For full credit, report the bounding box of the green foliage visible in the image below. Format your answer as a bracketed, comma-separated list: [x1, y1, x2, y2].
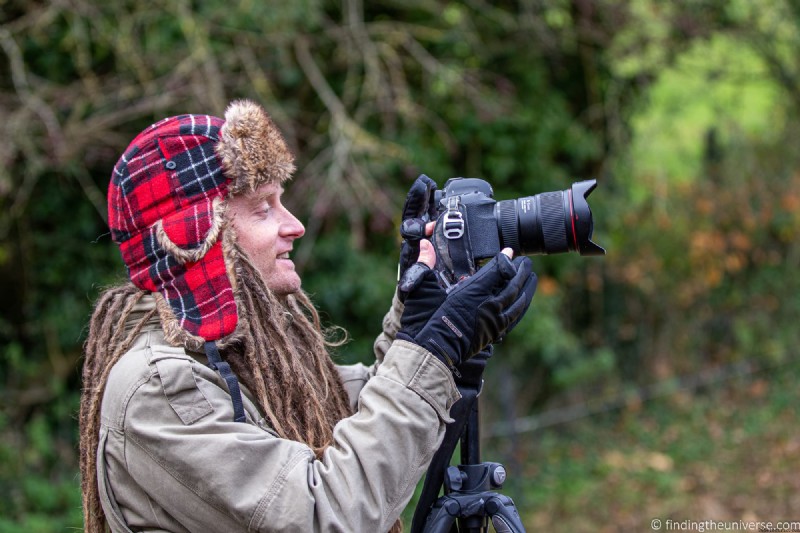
[511, 357, 800, 531]
[628, 34, 784, 185]
[0, 388, 83, 531]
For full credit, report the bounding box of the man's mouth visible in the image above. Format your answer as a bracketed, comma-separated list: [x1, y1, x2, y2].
[277, 252, 291, 260]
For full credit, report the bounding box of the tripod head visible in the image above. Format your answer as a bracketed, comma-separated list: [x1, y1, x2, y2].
[444, 463, 507, 494]
[423, 461, 526, 533]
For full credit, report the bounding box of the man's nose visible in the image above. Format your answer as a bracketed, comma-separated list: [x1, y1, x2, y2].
[281, 208, 305, 238]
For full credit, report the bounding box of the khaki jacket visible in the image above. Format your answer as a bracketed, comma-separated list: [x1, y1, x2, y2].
[97, 294, 460, 532]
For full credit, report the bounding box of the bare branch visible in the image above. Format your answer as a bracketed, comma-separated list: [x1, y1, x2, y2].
[0, 27, 66, 162]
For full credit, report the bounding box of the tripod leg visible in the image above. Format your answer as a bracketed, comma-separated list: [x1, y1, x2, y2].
[412, 387, 480, 533]
[485, 495, 526, 533]
[422, 497, 460, 533]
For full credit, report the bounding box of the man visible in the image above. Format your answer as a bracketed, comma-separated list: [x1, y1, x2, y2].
[79, 99, 536, 532]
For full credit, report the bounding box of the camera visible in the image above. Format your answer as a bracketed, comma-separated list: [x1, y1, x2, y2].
[431, 178, 605, 287]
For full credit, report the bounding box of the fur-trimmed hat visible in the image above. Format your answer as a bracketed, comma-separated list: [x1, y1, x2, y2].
[108, 100, 294, 343]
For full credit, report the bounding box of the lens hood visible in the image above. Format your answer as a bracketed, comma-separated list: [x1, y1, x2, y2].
[569, 180, 606, 256]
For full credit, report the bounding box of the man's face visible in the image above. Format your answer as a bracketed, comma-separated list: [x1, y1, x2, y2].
[227, 183, 305, 295]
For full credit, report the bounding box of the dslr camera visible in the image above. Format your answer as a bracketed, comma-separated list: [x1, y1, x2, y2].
[431, 178, 605, 288]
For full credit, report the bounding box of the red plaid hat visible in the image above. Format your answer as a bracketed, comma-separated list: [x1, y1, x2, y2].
[108, 100, 295, 342]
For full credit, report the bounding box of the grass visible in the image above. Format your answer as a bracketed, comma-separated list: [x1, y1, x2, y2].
[476, 356, 800, 532]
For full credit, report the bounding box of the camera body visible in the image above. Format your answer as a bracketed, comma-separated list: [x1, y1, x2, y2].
[431, 177, 604, 288]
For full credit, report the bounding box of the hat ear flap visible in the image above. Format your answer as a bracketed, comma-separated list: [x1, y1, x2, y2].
[155, 197, 226, 264]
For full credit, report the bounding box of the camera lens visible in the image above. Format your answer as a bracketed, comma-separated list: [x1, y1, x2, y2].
[495, 180, 605, 256]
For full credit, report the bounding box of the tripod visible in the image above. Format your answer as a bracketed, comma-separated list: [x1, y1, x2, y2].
[412, 349, 526, 533]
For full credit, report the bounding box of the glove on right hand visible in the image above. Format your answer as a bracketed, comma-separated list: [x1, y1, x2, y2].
[398, 175, 438, 302]
[397, 252, 537, 372]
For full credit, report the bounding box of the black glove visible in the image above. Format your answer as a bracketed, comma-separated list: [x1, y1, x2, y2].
[397, 263, 446, 338]
[455, 346, 493, 387]
[398, 175, 438, 302]
[397, 252, 537, 371]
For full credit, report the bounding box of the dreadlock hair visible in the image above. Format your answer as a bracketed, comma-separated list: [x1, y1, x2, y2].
[221, 246, 353, 451]
[79, 242, 407, 533]
[79, 283, 156, 533]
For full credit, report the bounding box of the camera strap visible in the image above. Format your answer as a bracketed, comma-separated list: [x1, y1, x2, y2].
[432, 201, 475, 288]
[204, 341, 247, 423]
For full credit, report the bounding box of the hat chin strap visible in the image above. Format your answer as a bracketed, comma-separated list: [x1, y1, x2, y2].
[204, 340, 247, 423]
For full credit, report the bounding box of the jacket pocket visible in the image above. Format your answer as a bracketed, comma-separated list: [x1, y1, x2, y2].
[97, 427, 136, 533]
[154, 358, 214, 425]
